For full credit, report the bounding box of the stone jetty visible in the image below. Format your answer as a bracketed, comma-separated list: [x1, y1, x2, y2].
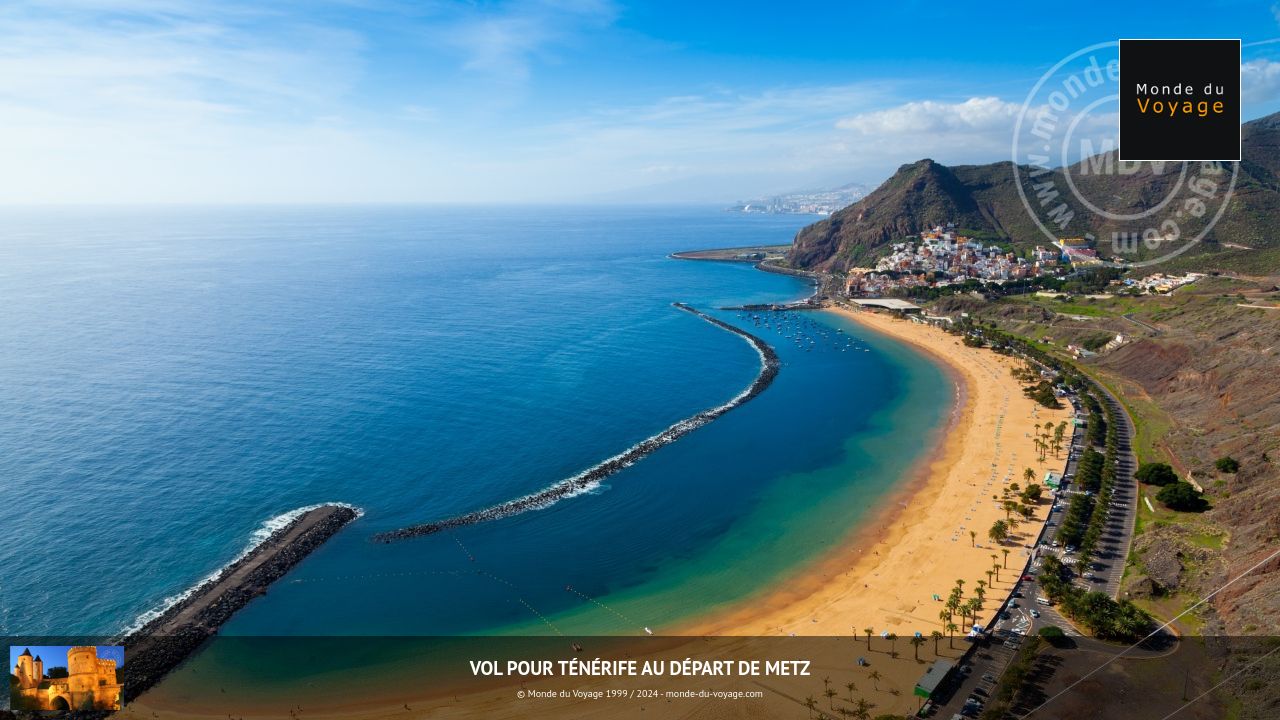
[372, 303, 779, 543]
[118, 504, 358, 702]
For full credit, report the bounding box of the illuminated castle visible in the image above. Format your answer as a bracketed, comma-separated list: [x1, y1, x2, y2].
[12, 646, 123, 711]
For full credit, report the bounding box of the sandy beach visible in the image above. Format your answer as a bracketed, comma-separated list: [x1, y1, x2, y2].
[121, 305, 1074, 720]
[683, 305, 1072, 637]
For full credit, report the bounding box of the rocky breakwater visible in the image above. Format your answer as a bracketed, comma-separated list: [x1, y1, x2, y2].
[118, 504, 358, 703]
[372, 303, 780, 543]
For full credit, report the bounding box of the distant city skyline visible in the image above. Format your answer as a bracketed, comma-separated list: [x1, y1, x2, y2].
[4, 1, 1280, 204]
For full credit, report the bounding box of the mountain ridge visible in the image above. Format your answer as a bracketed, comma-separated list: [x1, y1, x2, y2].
[789, 112, 1280, 274]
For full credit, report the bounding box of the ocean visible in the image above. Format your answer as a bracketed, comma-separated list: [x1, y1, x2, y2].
[0, 205, 948, 643]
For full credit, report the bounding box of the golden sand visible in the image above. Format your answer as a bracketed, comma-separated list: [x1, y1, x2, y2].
[683, 306, 1072, 638]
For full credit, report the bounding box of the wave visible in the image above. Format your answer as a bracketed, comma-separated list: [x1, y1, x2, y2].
[115, 502, 364, 638]
[372, 303, 780, 543]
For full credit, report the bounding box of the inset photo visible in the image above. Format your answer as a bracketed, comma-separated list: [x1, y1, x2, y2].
[9, 645, 124, 712]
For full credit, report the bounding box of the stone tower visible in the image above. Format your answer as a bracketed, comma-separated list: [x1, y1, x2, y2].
[33, 654, 44, 684]
[14, 648, 35, 688]
[66, 646, 99, 699]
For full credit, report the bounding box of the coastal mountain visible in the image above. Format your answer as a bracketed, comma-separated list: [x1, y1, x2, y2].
[789, 112, 1280, 274]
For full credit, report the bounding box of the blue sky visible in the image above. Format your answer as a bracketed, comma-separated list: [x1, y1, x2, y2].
[3, 1, 1280, 203]
[9, 645, 126, 671]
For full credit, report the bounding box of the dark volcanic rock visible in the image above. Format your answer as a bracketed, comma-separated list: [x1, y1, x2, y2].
[120, 505, 357, 702]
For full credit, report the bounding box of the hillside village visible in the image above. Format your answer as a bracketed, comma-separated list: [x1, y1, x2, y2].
[843, 225, 1204, 297]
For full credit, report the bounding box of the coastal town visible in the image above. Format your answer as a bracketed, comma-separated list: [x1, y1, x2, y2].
[840, 225, 1205, 298]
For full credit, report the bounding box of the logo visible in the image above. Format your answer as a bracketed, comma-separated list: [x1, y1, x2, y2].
[1011, 41, 1238, 268]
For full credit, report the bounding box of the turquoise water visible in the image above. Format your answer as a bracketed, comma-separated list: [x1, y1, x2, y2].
[0, 206, 948, 640]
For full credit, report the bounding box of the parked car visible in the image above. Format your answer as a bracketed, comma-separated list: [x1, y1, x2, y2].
[1030, 609, 1041, 618]
[982, 674, 997, 683]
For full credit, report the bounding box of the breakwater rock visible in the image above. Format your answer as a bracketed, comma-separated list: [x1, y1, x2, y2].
[372, 303, 780, 543]
[118, 505, 358, 702]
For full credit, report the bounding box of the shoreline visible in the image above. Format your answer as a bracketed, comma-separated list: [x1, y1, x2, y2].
[678, 304, 1070, 637]
[124, 304, 1072, 720]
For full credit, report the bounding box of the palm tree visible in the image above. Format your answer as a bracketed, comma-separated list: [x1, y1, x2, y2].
[945, 622, 958, 648]
[824, 687, 837, 710]
[993, 561, 1002, 583]
[988, 520, 1008, 544]
[986, 569, 995, 587]
[969, 530, 976, 547]
[845, 681, 856, 703]
[855, 698, 874, 720]
[1024, 467, 1036, 484]
[909, 635, 926, 661]
[931, 630, 944, 655]
[867, 669, 881, 690]
[863, 627, 874, 649]
[1002, 548, 1011, 568]
[886, 632, 898, 657]
[804, 695, 817, 719]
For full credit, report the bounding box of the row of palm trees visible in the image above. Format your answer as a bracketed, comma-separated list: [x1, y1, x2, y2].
[1033, 419, 1069, 462]
[804, 673, 881, 718]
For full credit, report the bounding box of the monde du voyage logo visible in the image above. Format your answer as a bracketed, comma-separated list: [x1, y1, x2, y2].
[1012, 39, 1241, 268]
[1120, 39, 1241, 162]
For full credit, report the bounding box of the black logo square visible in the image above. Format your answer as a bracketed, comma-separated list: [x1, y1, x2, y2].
[1119, 39, 1240, 161]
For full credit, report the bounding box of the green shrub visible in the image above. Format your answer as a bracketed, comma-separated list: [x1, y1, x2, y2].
[1214, 456, 1240, 473]
[1156, 481, 1208, 512]
[1135, 462, 1179, 486]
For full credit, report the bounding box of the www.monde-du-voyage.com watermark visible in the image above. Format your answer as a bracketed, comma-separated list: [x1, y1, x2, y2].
[1011, 40, 1239, 268]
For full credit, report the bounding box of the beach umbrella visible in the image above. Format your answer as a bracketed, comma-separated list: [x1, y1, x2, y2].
[881, 631, 889, 638]
[914, 631, 922, 638]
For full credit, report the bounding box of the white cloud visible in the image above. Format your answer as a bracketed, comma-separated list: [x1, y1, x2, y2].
[836, 96, 1020, 135]
[1242, 58, 1280, 104]
[437, 0, 618, 83]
